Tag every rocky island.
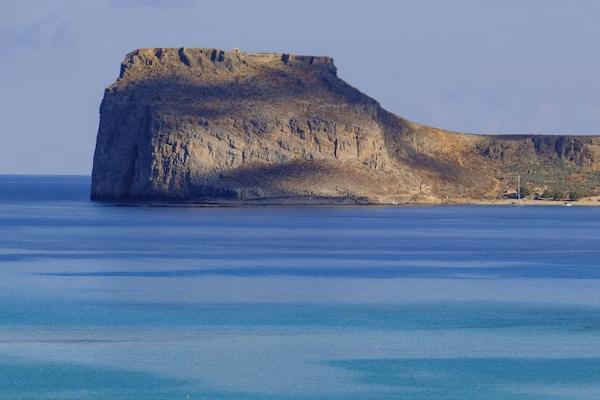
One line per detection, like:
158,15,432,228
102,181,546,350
91,48,600,204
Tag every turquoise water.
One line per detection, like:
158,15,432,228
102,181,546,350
1,175,600,399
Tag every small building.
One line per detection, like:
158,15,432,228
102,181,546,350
502,188,518,199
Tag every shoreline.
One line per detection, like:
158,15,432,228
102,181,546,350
99,196,600,208
468,197,600,206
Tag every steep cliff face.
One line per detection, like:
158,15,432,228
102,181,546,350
91,48,600,203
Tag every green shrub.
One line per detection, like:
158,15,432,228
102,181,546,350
568,191,582,201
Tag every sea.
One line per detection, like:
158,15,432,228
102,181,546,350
1,175,600,399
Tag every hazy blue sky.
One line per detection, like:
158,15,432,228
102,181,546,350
2,0,600,174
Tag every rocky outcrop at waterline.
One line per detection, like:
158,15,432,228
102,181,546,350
91,48,600,204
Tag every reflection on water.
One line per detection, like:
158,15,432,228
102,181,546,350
1,176,600,399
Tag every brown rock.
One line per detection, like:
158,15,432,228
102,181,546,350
91,48,600,204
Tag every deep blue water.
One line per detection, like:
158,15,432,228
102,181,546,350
1,175,600,399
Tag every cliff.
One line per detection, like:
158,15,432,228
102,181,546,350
91,48,600,203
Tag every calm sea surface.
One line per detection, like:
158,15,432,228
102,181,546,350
1,175,600,399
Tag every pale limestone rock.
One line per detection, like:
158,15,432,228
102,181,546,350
91,48,600,203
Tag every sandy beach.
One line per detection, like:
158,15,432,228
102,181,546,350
470,196,600,206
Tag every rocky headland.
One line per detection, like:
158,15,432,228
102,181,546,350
91,48,600,204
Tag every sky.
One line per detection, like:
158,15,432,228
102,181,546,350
2,0,600,174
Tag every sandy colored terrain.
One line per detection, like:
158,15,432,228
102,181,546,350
469,196,600,206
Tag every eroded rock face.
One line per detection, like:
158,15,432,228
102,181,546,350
91,48,600,203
